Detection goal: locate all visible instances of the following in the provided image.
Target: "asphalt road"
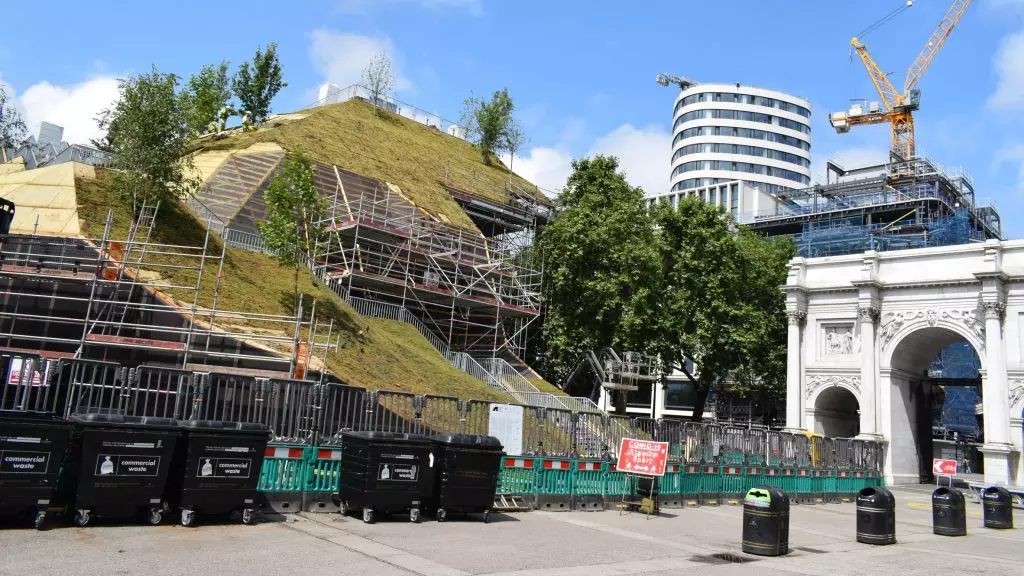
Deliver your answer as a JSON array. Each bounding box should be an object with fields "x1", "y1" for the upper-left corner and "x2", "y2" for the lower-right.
[{"x1": 2, "y1": 485, "x2": 1023, "y2": 575}]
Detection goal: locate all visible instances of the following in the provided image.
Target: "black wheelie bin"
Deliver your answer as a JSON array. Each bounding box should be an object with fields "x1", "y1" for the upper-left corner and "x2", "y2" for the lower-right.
[
  {"x1": 64, "y1": 413, "x2": 179, "y2": 527},
  {"x1": 337, "y1": 431, "x2": 434, "y2": 524},
  {"x1": 430, "y1": 434, "x2": 503, "y2": 523},
  {"x1": 167, "y1": 420, "x2": 269, "y2": 527},
  {"x1": 0, "y1": 411, "x2": 72, "y2": 529}
]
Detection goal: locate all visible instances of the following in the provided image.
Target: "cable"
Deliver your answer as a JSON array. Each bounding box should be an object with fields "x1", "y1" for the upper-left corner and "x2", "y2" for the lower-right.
[{"x1": 856, "y1": 0, "x2": 914, "y2": 40}]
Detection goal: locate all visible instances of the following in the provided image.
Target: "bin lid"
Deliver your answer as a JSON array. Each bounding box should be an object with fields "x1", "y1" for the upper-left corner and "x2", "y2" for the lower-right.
[
  {"x1": 341, "y1": 430, "x2": 432, "y2": 444},
  {"x1": 179, "y1": 419, "x2": 269, "y2": 434},
  {"x1": 0, "y1": 409, "x2": 66, "y2": 423},
  {"x1": 432, "y1": 434, "x2": 503, "y2": 449},
  {"x1": 983, "y1": 485, "x2": 1011, "y2": 498},
  {"x1": 71, "y1": 412, "x2": 178, "y2": 429}
]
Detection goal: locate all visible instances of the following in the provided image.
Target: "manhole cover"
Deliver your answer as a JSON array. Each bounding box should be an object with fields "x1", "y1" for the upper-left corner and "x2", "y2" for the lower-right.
[{"x1": 688, "y1": 553, "x2": 757, "y2": 565}]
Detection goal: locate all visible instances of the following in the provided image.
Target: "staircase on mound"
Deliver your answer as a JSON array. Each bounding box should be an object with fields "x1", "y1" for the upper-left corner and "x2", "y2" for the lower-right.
[{"x1": 188, "y1": 148, "x2": 286, "y2": 235}]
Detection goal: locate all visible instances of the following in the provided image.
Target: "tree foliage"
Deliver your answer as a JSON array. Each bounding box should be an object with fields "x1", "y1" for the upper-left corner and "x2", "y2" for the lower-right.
[
  {"x1": 0, "y1": 85, "x2": 27, "y2": 159},
  {"x1": 361, "y1": 52, "x2": 396, "y2": 115},
  {"x1": 232, "y1": 43, "x2": 286, "y2": 127},
  {"x1": 95, "y1": 67, "x2": 199, "y2": 209},
  {"x1": 460, "y1": 88, "x2": 516, "y2": 159},
  {"x1": 540, "y1": 156, "x2": 659, "y2": 389},
  {"x1": 260, "y1": 152, "x2": 325, "y2": 299},
  {"x1": 183, "y1": 61, "x2": 232, "y2": 135}
]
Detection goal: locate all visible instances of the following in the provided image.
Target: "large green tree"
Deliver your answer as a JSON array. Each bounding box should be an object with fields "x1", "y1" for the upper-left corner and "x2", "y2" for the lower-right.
[
  {"x1": 0, "y1": 85, "x2": 27, "y2": 161},
  {"x1": 233, "y1": 43, "x2": 286, "y2": 127},
  {"x1": 260, "y1": 152, "x2": 325, "y2": 302},
  {"x1": 183, "y1": 61, "x2": 232, "y2": 135},
  {"x1": 95, "y1": 67, "x2": 198, "y2": 209},
  {"x1": 540, "y1": 155, "x2": 659, "y2": 403},
  {"x1": 646, "y1": 197, "x2": 794, "y2": 421}
]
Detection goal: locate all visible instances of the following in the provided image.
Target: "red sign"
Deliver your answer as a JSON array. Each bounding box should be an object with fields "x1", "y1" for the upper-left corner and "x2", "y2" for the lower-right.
[
  {"x1": 933, "y1": 458, "x2": 957, "y2": 476},
  {"x1": 616, "y1": 438, "x2": 669, "y2": 477}
]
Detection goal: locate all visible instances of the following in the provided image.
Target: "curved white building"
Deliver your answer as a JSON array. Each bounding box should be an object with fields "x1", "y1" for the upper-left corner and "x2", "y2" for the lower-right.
[{"x1": 660, "y1": 83, "x2": 812, "y2": 221}]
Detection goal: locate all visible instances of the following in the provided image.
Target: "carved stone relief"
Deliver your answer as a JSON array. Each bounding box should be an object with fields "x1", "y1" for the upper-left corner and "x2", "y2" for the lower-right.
[
  {"x1": 878, "y1": 308, "x2": 985, "y2": 347},
  {"x1": 806, "y1": 374, "x2": 861, "y2": 401},
  {"x1": 823, "y1": 325, "x2": 854, "y2": 356}
]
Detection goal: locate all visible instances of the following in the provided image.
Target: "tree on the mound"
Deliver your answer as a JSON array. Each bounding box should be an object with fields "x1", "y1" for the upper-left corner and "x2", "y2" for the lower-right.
[
  {"x1": 539, "y1": 155, "x2": 659, "y2": 412},
  {"x1": 0, "y1": 85, "x2": 27, "y2": 162},
  {"x1": 460, "y1": 88, "x2": 516, "y2": 161},
  {"x1": 233, "y1": 43, "x2": 286, "y2": 128},
  {"x1": 645, "y1": 197, "x2": 794, "y2": 421},
  {"x1": 361, "y1": 52, "x2": 396, "y2": 115},
  {"x1": 95, "y1": 67, "x2": 199, "y2": 211},
  {"x1": 183, "y1": 61, "x2": 232, "y2": 135},
  {"x1": 260, "y1": 151, "x2": 325, "y2": 302}
]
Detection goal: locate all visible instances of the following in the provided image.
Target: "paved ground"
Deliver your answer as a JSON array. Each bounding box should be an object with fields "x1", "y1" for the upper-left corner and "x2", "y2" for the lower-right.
[{"x1": 2, "y1": 486, "x2": 1023, "y2": 575}]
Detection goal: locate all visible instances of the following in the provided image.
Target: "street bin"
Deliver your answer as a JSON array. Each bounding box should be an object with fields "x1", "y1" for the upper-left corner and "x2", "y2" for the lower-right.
[
  {"x1": 338, "y1": 431, "x2": 434, "y2": 524},
  {"x1": 982, "y1": 486, "x2": 1014, "y2": 529},
  {"x1": 0, "y1": 411, "x2": 72, "y2": 529},
  {"x1": 932, "y1": 486, "x2": 966, "y2": 536},
  {"x1": 168, "y1": 420, "x2": 269, "y2": 527},
  {"x1": 856, "y1": 486, "x2": 896, "y2": 545},
  {"x1": 429, "y1": 434, "x2": 503, "y2": 523},
  {"x1": 741, "y1": 486, "x2": 789, "y2": 556},
  {"x1": 64, "y1": 413, "x2": 179, "y2": 527}
]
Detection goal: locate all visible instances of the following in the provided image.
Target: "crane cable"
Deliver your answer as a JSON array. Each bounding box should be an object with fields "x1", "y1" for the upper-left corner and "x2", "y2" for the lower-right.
[{"x1": 856, "y1": 0, "x2": 915, "y2": 41}]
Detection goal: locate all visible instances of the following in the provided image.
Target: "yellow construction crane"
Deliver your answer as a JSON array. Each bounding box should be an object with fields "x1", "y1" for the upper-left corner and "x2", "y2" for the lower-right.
[{"x1": 829, "y1": 0, "x2": 971, "y2": 160}]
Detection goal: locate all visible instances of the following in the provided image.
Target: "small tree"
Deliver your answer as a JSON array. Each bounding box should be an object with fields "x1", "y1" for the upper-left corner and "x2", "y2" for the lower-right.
[
  {"x1": 504, "y1": 118, "x2": 528, "y2": 181},
  {"x1": 460, "y1": 88, "x2": 514, "y2": 160},
  {"x1": 95, "y1": 67, "x2": 199, "y2": 211},
  {"x1": 0, "y1": 85, "x2": 27, "y2": 162},
  {"x1": 260, "y1": 152, "x2": 325, "y2": 302},
  {"x1": 183, "y1": 61, "x2": 232, "y2": 135},
  {"x1": 361, "y1": 52, "x2": 396, "y2": 115},
  {"x1": 233, "y1": 43, "x2": 286, "y2": 127}
]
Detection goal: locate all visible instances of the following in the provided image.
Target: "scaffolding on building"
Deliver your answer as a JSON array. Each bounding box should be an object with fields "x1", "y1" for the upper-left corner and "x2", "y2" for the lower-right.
[{"x1": 0, "y1": 206, "x2": 338, "y2": 378}]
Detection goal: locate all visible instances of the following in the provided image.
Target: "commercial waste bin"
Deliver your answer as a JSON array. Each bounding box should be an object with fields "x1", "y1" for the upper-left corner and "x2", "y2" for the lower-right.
[
  {"x1": 338, "y1": 431, "x2": 434, "y2": 524},
  {"x1": 64, "y1": 413, "x2": 179, "y2": 526},
  {"x1": 982, "y1": 486, "x2": 1014, "y2": 529},
  {"x1": 168, "y1": 420, "x2": 269, "y2": 527},
  {"x1": 741, "y1": 486, "x2": 789, "y2": 556},
  {"x1": 430, "y1": 434, "x2": 503, "y2": 522},
  {"x1": 0, "y1": 411, "x2": 72, "y2": 529},
  {"x1": 856, "y1": 486, "x2": 896, "y2": 544},
  {"x1": 932, "y1": 486, "x2": 966, "y2": 536}
]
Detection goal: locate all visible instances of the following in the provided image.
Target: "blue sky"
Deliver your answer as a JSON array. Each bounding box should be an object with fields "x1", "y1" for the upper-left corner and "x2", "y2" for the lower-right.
[{"x1": 2, "y1": 0, "x2": 1024, "y2": 234}]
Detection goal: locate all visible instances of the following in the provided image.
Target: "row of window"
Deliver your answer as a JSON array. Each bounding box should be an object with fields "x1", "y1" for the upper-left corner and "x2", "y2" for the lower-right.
[
  {"x1": 675, "y1": 91, "x2": 811, "y2": 118},
  {"x1": 671, "y1": 160, "x2": 810, "y2": 184},
  {"x1": 672, "y1": 143, "x2": 810, "y2": 168},
  {"x1": 673, "y1": 109, "x2": 811, "y2": 134},
  {"x1": 669, "y1": 178, "x2": 801, "y2": 197},
  {"x1": 673, "y1": 125, "x2": 811, "y2": 151},
  {"x1": 652, "y1": 183, "x2": 742, "y2": 220}
]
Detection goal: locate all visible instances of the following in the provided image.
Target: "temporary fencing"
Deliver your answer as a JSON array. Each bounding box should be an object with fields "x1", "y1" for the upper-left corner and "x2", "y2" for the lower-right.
[{"x1": 0, "y1": 354, "x2": 886, "y2": 513}]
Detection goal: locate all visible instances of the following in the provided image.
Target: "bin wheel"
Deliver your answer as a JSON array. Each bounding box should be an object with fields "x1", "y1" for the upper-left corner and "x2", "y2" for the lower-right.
[
  {"x1": 148, "y1": 508, "x2": 164, "y2": 526},
  {"x1": 410, "y1": 508, "x2": 421, "y2": 523},
  {"x1": 181, "y1": 510, "x2": 196, "y2": 528},
  {"x1": 436, "y1": 508, "x2": 447, "y2": 523},
  {"x1": 242, "y1": 508, "x2": 255, "y2": 525},
  {"x1": 482, "y1": 511, "x2": 490, "y2": 524},
  {"x1": 362, "y1": 508, "x2": 375, "y2": 524},
  {"x1": 338, "y1": 500, "x2": 349, "y2": 516},
  {"x1": 74, "y1": 509, "x2": 91, "y2": 527},
  {"x1": 34, "y1": 511, "x2": 47, "y2": 530}
]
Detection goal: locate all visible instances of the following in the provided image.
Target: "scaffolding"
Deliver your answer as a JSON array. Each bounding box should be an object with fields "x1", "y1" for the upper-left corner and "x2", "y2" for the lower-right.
[
  {"x1": 311, "y1": 162, "x2": 544, "y2": 363},
  {"x1": 0, "y1": 207, "x2": 337, "y2": 378}
]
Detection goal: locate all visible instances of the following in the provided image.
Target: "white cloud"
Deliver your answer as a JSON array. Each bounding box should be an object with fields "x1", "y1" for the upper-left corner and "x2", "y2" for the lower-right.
[
  {"x1": 996, "y1": 143, "x2": 1024, "y2": 193},
  {"x1": 503, "y1": 147, "x2": 573, "y2": 195},
  {"x1": 308, "y1": 30, "x2": 412, "y2": 95},
  {"x1": 588, "y1": 124, "x2": 672, "y2": 197},
  {"x1": 989, "y1": 30, "x2": 1024, "y2": 109},
  {"x1": 16, "y1": 77, "x2": 119, "y2": 145},
  {"x1": 337, "y1": 0, "x2": 482, "y2": 15}
]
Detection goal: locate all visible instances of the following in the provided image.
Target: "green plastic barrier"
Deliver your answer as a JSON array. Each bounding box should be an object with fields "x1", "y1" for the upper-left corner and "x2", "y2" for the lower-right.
[
  {"x1": 307, "y1": 447, "x2": 343, "y2": 493},
  {"x1": 573, "y1": 460, "x2": 607, "y2": 509},
  {"x1": 795, "y1": 468, "x2": 813, "y2": 499},
  {"x1": 605, "y1": 464, "x2": 633, "y2": 499},
  {"x1": 699, "y1": 465, "x2": 721, "y2": 504},
  {"x1": 498, "y1": 457, "x2": 537, "y2": 495},
  {"x1": 779, "y1": 468, "x2": 797, "y2": 494},
  {"x1": 257, "y1": 445, "x2": 309, "y2": 492},
  {"x1": 535, "y1": 458, "x2": 574, "y2": 498}
]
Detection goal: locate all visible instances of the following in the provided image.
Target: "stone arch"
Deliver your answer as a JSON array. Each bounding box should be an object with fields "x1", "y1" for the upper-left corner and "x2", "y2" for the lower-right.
[
  {"x1": 811, "y1": 386, "x2": 860, "y2": 438},
  {"x1": 806, "y1": 374, "x2": 861, "y2": 409},
  {"x1": 879, "y1": 310, "x2": 986, "y2": 372}
]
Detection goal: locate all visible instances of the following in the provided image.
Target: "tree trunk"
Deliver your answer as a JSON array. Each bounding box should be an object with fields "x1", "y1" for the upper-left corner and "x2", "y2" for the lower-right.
[
  {"x1": 690, "y1": 385, "x2": 710, "y2": 422},
  {"x1": 293, "y1": 265, "x2": 300, "y2": 312}
]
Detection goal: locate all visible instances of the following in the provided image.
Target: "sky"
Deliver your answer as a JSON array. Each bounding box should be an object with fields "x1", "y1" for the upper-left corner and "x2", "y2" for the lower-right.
[{"x1": 2, "y1": 0, "x2": 1024, "y2": 234}]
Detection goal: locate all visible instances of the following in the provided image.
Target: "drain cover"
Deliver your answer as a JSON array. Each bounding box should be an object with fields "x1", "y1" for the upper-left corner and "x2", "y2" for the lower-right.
[{"x1": 688, "y1": 552, "x2": 757, "y2": 565}]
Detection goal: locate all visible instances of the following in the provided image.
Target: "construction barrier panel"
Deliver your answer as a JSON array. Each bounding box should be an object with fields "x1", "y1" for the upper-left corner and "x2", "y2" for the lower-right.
[
  {"x1": 659, "y1": 463, "x2": 683, "y2": 509},
  {"x1": 258, "y1": 445, "x2": 308, "y2": 513},
  {"x1": 572, "y1": 460, "x2": 607, "y2": 510},
  {"x1": 681, "y1": 465, "x2": 702, "y2": 507},
  {"x1": 535, "y1": 458, "x2": 574, "y2": 510},
  {"x1": 304, "y1": 447, "x2": 343, "y2": 512},
  {"x1": 498, "y1": 457, "x2": 537, "y2": 509},
  {"x1": 720, "y1": 466, "x2": 746, "y2": 505},
  {"x1": 699, "y1": 465, "x2": 721, "y2": 506}
]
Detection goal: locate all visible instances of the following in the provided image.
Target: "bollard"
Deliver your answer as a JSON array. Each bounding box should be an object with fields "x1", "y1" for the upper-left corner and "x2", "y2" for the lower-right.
[
  {"x1": 982, "y1": 486, "x2": 1014, "y2": 530},
  {"x1": 856, "y1": 487, "x2": 896, "y2": 545},
  {"x1": 932, "y1": 487, "x2": 966, "y2": 537},
  {"x1": 741, "y1": 486, "x2": 789, "y2": 556}
]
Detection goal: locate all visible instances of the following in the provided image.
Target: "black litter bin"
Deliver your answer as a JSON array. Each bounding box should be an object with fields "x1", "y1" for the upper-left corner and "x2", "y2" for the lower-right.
[
  {"x1": 982, "y1": 486, "x2": 1014, "y2": 529},
  {"x1": 338, "y1": 431, "x2": 434, "y2": 524},
  {"x1": 856, "y1": 486, "x2": 896, "y2": 545},
  {"x1": 168, "y1": 420, "x2": 269, "y2": 527},
  {"x1": 430, "y1": 434, "x2": 503, "y2": 523},
  {"x1": 932, "y1": 486, "x2": 966, "y2": 536},
  {"x1": 65, "y1": 413, "x2": 179, "y2": 526},
  {"x1": 741, "y1": 486, "x2": 789, "y2": 556},
  {"x1": 0, "y1": 411, "x2": 72, "y2": 529}
]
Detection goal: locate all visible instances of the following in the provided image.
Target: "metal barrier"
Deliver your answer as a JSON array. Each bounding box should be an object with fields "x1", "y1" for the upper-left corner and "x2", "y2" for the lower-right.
[
  {"x1": 128, "y1": 366, "x2": 198, "y2": 419},
  {"x1": 316, "y1": 382, "x2": 369, "y2": 445},
  {"x1": 0, "y1": 354, "x2": 63, "y2": 413},
  {"x1": 61, "y1": 359, "x2": 128, "y2": 417}
]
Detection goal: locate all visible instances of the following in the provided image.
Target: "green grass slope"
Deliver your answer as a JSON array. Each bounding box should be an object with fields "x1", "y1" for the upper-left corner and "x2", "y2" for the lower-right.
[
  {"x1": 191, "y1": 99, "x2": 550, "y2": 231},
  {"x1": 76, "y1": 170, "x2": 510, "y2": 402}
]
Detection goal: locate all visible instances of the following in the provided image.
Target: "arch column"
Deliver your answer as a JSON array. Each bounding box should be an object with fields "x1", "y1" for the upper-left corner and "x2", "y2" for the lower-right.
[
  {"x1": 980, "y1": 301, "x2": 1013, "y2": 485},
  {"x1": 784, "y1": 310, "x2": 806, "y2": 431},
  {"x1": 858, "y1": 306, "x2": 880, "y2": 438}
]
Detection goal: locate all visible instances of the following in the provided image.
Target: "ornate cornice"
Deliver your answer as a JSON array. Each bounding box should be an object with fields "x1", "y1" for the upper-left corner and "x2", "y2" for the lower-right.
[
  {"x1": 982, "y1": 301, "x2": 1006, "y2": 321},
  {"x1": 857, "y1": 306, "x2": 879, "y2": 323}
]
